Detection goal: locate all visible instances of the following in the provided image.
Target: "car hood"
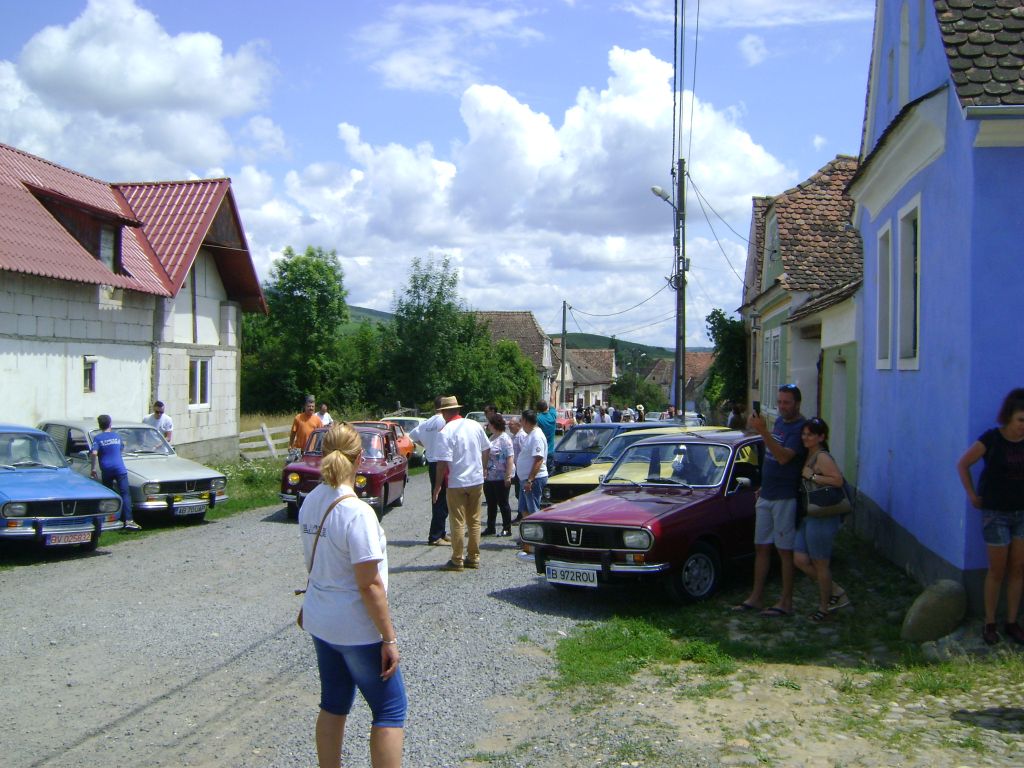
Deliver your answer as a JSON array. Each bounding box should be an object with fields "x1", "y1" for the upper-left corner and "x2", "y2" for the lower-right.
[
  {"x1": 528, "y1": 485, "x2": 717, "y2": 527},
  {"x1": 125, "y1": 455, "x2": 224, "y2": 482},
  {"x1": 547, "y1": 460, "x2": 614, "y2": 486},
  {"x1": 0, "y1": 467, "x2": 120, "y2": 502}
]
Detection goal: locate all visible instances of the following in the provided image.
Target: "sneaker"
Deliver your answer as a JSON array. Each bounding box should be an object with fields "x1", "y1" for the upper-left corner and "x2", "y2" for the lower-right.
[
  {"x1": 463, "y1": 560, "x2": 480, "y2": 569},
  {"x1": 497, "y1": 529, "x2": 512, "y2": 537},
  {"x1": 440, "y1": 559, "x2": 464, "y2": 572},
  {"x1": 983, "y1": 623, "x2": 1000, "y2": 646},
  {"x1": 428, "y1": 537, "x2": 451, "y2": 546},
  {"x1": 123, "y1": 520, "x2": 142, "y2": 531},
  {"x1": 1004, "y1": 622, "x2": 1024, "y2": 645}
]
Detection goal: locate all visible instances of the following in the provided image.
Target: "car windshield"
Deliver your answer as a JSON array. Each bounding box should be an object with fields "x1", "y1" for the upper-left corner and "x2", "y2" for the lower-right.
[
  {"x1": 604, "y1": 442, "x2": 732, "y2": 487},
  {"x1": 90, "y1": 427, "x2": 173, "y2": 456},
  {"x1": 0, "y1": 431, "x2": 65, "y2": 468},
  {"x1": 557, "y1": 427, "x2": 614, "y2": 454},
  {"x1": 360, "y1": 433, "x2": 384, "y2": 459}
]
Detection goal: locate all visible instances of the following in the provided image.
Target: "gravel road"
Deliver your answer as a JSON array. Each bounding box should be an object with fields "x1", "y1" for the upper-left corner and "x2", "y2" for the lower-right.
[{"x1": 1, "y1": 473, "x2": 692, "y2": 768}]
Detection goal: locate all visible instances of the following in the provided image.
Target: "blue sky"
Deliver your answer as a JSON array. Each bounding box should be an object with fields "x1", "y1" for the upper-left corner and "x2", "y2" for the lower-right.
[{"x1": 0, "y1": 0, "x2": 875, "y2": 346}]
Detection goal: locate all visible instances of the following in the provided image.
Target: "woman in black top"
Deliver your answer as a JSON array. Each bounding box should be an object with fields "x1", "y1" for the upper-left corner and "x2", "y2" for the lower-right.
[{"x1": 957, "y1": 388, "x2": 1024, "y2": 646}]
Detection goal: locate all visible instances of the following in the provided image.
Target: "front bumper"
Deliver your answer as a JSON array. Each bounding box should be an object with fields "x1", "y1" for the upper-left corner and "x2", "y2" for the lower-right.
[
  {"x1": 531, "y1": 550, "x2": 670, "y2": 581},
  {"x1": 0, "y1": 514, "x2": 123, "y2": 541},
  {"x1": 135, "y1": 491, "x2": 226, "y2": 516}
]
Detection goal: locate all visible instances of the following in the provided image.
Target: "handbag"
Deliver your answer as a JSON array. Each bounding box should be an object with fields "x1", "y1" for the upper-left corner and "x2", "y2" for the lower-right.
[
  {"x1": 801, "y1": 452, "x2": 851, "y2": 518},
  {"x1": 295, "y1": 493, "x2": 354, "y2": 629}
]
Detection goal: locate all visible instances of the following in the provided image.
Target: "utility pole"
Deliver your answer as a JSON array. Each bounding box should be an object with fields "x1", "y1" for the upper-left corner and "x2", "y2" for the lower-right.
[
  {"x1": 673, "y1": 157, "x2": 687, "y2": 416},
  {"x1": 560, "y1": 300, "x2": 568, "y2": 410}
]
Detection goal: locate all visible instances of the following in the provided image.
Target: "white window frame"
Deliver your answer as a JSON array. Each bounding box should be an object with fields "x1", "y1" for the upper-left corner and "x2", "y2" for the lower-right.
[
  {"x1": 876, "y1": 222, "x2": 893, "y2": 369},
  {"x1": 762, "y1": 327, "x2": 781, "y2": 411},
  {"x1": 897, "y1": 195, "x2": 922, "y2": 370},
  {"x1": 189, "y1": 357, "x2": 212, "y2": 408}
]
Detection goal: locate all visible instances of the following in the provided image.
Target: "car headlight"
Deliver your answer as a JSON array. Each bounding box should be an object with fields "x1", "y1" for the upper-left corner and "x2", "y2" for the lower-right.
[
  {"x1": 355, "y1": 474, "x2": 368, "y2": 489},
  {"x1": 287, "y1": 472, "x2": 300, "y2": 486},
  {"x1": 142, "y1": 482, "x2": 160, "y2": 495},
  {"x1": 622, "y1": 529, "x2": 652, "y2": 549},
  {"x1": 99, "y1": 499, "x2": 121, "y2": 514},
  {"x1": 520, "y1": 522, "x2": 543, "y2": 541},
  {"x1": 542, "y1": 486, "x2": 551, "y2": 501},
  {"x1": 3, "y1": 502, "x2": 27, "y2": 517},
  {"x1": 211, "y1": 478, "x2": 227, "y2": 491}
]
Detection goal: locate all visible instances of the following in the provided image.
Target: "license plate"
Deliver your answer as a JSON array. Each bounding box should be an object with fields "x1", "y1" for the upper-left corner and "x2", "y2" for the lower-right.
[
  {"x1": 173, "y1": 505, "x2": 206, "y2": 516},
  {"x1": 46, "y1": 531, "x2": 92, "y2": 546},
  {"x1": 545, "y1": 564, "x2": 598, "y2": 587}
]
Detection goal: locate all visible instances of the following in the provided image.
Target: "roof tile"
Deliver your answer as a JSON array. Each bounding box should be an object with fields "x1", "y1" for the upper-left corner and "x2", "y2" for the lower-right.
[{"x1": 935, "y1": 1, "x2": 1024, "y2": 106}]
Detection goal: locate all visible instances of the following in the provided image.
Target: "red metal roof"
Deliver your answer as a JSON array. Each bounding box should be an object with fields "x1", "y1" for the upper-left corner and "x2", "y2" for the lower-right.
[{"x1": 0, "y1": 142, "x2": 265, "y2": 312}]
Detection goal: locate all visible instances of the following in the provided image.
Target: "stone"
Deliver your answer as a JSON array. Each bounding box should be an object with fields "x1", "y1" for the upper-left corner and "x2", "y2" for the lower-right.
[{"x1": 900, "y1": 579, "x2": 968, "y2": 642}]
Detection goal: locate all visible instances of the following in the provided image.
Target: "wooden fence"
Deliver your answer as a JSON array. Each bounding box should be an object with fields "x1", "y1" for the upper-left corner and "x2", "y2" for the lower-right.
[{"x1": 239, "y1": 424, "x2": 290, "y2": 460}]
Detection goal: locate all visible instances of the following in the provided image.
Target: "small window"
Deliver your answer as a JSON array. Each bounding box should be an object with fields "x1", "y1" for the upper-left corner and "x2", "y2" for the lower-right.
[
  {"x1": 99, "y1": 225, "x2": 117, "y2": 272},
  {"x1": 897, "y1": 198, "x2": 921, "y2": 369},
  {"x1": 762, "y1": 328, "x2": 780, "y2": 406},
  {"x1": 189, "y1": 358, "x2": 211, "y2": 407},
  {"x1": 83, "y1": 356, "x2": 96, "y2": 393},
  {"x1": 876, "y1": 225, "x2": 892, "y2": 369}
]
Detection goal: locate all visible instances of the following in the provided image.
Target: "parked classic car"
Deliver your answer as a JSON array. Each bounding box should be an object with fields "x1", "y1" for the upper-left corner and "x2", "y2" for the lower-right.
[
  {"x1": 544, "y1": 426, "x2": 729, "y2": 503},
  {"x1": 38, "y1": 419, "x2": 228, "y2": 522},
  {"x1": 0, "y1": 424, "x2": 124, "y2": 550},
  {"x1": 550, "y1": 421, "x2": 668, "y2": 474},
  {"x1": 520, "y1": 431, "x2": 764, "y2": 603},
  {"x1": 280, "y1": 425, "x2": 408, "y2": 519},
  {"x1": 555, "y1": 409, "x2": 575, "y2": 434}
]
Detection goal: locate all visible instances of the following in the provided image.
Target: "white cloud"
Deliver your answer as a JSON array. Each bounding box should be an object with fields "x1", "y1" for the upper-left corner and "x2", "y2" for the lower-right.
[
  {"x1": 739, "y1": 34, "x2": 769, "y2": 66},
  {"x1": 812, "y1": 134, "x2": 828, "y2": 151},
  {"x1": 241, "y1": 116, "x2": 288, "y2": 159},
  {"x1": 354, "y1": 3, "x2": 543, "y2": 93},
  {"x1": 0, "y1": 0, "x2": 275, "y2": 179},
  {"x1": 621, "y1": 0, "x2": 874, "y2": 28}
]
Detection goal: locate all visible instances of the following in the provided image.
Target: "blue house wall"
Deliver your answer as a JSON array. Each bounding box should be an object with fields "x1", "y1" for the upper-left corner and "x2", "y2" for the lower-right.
[{"x1": 853, "y1": 1, "x2": 1024, "y2": 595}]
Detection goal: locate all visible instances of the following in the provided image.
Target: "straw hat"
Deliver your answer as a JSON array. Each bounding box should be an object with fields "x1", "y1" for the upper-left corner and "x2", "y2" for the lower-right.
[{"x1": 437, "y1": 396, "x2": 462, "y2": 411}]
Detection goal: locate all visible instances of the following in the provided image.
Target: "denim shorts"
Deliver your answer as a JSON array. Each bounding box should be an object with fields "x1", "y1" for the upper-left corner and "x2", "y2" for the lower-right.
[
  {"x1": 312, "y1": 636, "x2": 408, "y2": 727},
  {"x1": 981, "y1": 509, "x2": 1024, "y2": 547},
  {"x1": 754, "y1": 497, "x2": 797, "y2": 550},
  {"x1": 794, "y1": 515, "x2": 842, "y2": 560}
]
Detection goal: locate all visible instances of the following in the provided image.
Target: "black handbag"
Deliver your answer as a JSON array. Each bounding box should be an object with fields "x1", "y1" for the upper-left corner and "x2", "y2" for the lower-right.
[{"x1": 801, "y1": 479, "x2": 851, "y2": 518}]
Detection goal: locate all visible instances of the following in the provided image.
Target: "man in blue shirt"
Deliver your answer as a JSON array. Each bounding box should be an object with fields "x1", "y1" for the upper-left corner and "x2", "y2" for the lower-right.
[
  {"x1": 535, "y1": 400, "x2": 557, "y2": 474},
  {"x1": 734, "y1": 384, "x2": 805, "y2": 617},
  {"x1": 90, "y1": 415, "x2": 140, "y2": 531}
]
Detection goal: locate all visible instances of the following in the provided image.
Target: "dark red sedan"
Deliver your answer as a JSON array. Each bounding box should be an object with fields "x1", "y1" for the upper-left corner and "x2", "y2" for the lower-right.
[
  {"x1": 280, "y1": 426, "x2": 408, "y2": 520},
  {"x1": 518, "y1": 431, "x2": 764, "y2": 603}
]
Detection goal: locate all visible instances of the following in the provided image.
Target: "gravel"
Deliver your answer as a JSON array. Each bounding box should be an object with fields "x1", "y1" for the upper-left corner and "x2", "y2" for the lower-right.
[{"x1": 0, "y1": 473, "x2": 652, "y2": 768}]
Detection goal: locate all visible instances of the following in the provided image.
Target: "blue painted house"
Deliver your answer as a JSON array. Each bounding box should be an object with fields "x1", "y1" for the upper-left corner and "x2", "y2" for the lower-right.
[{"x1": 848, "y1": 0, "x2": 1024, "y2": 600}]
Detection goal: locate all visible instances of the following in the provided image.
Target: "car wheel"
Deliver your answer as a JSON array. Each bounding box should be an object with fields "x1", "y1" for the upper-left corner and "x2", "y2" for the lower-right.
[
  {"x1": 669, "y1": 542, "x2": 722, "y2": 603},
  {"x1": 392, "y1": 480, "x2": 405, "y2": 507},
  {"x1": 286, "y1": 502, "x2": 299, "y2": 520}
]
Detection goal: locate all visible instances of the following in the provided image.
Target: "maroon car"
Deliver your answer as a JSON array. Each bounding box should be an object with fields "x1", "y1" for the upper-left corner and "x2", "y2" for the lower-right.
[
  {"x1": 280, "y1": 426, "x2": 408, "y2": 520},
  {"x1": 519, "y1": 431, "x2": 764, "y2": 603}
]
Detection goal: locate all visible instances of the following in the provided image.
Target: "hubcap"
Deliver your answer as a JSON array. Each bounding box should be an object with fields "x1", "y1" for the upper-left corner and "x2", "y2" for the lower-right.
[{"x1": 682, "y1": 553, "x2": 714, "y2": 596}]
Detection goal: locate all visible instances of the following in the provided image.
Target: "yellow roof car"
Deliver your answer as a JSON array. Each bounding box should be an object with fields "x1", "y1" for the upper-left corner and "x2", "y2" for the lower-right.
[{"x1": 544, "y1": 426, "x2": 730, "y2": 504}]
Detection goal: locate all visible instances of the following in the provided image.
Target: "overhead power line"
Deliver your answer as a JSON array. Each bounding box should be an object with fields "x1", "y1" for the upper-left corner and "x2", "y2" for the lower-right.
[{"x1": 571, "y1": 281, "x2": 669, "y2": 317}]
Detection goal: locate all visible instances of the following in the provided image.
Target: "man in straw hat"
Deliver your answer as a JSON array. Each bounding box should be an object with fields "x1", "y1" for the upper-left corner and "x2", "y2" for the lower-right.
[{"x1": 433, "y1": 396, "x2": 490, "y2": 571}]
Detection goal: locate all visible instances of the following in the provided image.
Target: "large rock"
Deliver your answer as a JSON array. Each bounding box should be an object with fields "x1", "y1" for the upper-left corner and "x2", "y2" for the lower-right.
[{"x1": 900, "y1": 579, "x2": 968, "y2": 642}]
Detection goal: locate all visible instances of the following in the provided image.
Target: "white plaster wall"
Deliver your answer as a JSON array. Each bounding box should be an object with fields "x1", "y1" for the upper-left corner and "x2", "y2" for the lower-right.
[
  {"x1": 167, "y1": 250, "x2": 228, "y2": 345},
  {"x1": 788, "y1": 332, "x2": 821, "y2": 417},
  {"x1": 821, "y1": 300, "x2": 857, "y2": 348},
  {"x1": 0, "y1": 273, "x2": 154, "y2": 425}
]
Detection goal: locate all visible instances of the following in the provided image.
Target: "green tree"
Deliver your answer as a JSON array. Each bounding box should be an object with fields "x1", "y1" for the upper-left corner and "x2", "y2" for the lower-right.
[
  {"x1": 703, "y1": 308, "x2": 747, "y2": 408},
  {"x1": 241, "y1": 246, "x2": 350, "y2": 412},
  {"x1": 609, "y1": 372, "x2": 668, "y2": 411}
]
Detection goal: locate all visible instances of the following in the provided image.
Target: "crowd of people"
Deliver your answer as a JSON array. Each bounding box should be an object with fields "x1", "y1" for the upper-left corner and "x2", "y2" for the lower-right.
[{"x1": 292, "y1": 385, "x2": 1024, "y2": 766}]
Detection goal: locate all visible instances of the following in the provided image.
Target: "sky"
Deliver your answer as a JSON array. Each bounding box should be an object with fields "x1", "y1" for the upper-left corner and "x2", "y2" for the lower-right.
[{"x1": 0, "y1": 0, "x2": 876, "y2": 348}]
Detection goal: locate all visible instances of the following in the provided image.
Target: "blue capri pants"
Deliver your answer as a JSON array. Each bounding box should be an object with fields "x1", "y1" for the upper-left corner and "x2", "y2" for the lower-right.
[
  {"x1": 312, "y1": 636, "x2": 407, "y2": 727},
  {"x1": 794, "y1": 515, "x2": 843, "y2": 561}
]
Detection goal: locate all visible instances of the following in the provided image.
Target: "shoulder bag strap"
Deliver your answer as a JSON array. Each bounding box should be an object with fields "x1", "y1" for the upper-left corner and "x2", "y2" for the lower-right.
[{"x1": 296, "y1": 493, "x2": 356, "y2": 594}]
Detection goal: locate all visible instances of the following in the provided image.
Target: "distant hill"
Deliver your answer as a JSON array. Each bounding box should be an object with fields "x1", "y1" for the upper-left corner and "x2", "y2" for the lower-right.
[
  {"x1": 349, "y1": 306, "x2": 394, "y2": 324},
  {"x1": 553, "y1": 332, "x2": 710, "y2": 359}
]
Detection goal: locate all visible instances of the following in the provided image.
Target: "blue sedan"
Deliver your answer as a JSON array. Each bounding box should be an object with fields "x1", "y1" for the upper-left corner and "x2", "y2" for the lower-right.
[{"x1": 0, "y1": 424, "x2": 123, "y2": 551}]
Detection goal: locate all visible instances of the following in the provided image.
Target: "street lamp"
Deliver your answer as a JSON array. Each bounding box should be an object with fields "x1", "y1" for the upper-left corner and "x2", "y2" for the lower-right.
[
  {"x1": 650, "y1": 157, "x2": 687, "y2": 416},
  {"x1": 632, "y1": 352, "x2": 647, "y2": 406}
]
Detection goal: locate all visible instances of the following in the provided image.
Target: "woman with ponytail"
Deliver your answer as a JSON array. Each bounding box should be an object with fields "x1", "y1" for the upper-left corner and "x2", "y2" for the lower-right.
[{"x1": 298, "y1": 422, "x2": 406, "y2": 767}]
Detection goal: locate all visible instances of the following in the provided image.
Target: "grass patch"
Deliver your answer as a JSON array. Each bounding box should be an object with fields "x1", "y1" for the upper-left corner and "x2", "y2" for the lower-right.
[{"x1": 554, "y1": 616, "x2": 679, "y2": 688}]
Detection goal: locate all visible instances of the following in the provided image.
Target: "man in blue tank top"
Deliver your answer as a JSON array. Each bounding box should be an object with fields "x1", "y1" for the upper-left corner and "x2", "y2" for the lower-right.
[
  {"x1": 733, "y1": 384, "x2": 805, "y2": 617},
  {"x1": 90, "y1": 415, "x2": 140, "y2": 531}
]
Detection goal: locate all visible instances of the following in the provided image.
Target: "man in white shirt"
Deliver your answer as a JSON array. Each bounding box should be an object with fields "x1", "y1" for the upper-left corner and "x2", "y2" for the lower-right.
[
  {"x1": 516, "y1": 409, "x2": 549, "y2": 517},
  {"x1": 143, "y1": 401, "x2": 173, "y2": 443},
  {"x1": 508, "y1": 416, "x2": 527, "y2": 521},
  {"x1": 433, "y1": 396, "x2": 489, "y2": 571},
  {"x1": 409, "y1": 396, "x2": 450, "y2": 546},
  {"x1": 317, "y1": 403, "x2": 333, "y2": 427}
]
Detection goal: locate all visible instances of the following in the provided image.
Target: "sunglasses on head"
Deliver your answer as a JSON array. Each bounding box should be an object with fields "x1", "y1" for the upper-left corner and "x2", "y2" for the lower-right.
[{"x1": 779, "y1": 383, "x2": 798, "y2": 391}]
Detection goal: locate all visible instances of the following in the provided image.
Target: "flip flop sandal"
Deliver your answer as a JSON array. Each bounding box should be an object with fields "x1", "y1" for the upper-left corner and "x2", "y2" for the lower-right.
[
  {"x1": 828, "y1": 591, "x2": 851, "y2": 612},
  {"x1": 810, "y1": 609, "x2": 831, "y2": 623},
  {"x1": 759, "y1": 607, "x2": 793, "y2": 618},
  {"x1": 731, "y1": 602, "x2": 760, "y2": 613}
]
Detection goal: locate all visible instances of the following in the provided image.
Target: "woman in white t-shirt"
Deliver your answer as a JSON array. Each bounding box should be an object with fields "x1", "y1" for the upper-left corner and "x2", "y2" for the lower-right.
[{"x1": 298, "y1": 423, "x2": 406, "y2": 767}]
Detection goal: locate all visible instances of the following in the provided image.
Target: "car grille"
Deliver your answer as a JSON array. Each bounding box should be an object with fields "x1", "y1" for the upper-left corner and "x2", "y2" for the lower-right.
[
  {"x1": 158, "y1": 479, "x2": 216, "y2": 494},
  {"x1": 24, "y1": 500, "x2": 107, "y2": 518},
  {"x1": 536, "y1": 523, "x2": 622, "y2": 549}
]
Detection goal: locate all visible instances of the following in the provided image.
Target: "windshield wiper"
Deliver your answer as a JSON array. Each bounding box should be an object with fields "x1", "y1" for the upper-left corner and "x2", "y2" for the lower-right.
[
  {"x1": 646, "y1": 477, "x2": 693, "y2": 489},
  {"x1": 603, "y1": 476, "x2": 642, "y2": 488},
  {"x1": 11, "y1": 459, "x2": 49, "y2": 468}
]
